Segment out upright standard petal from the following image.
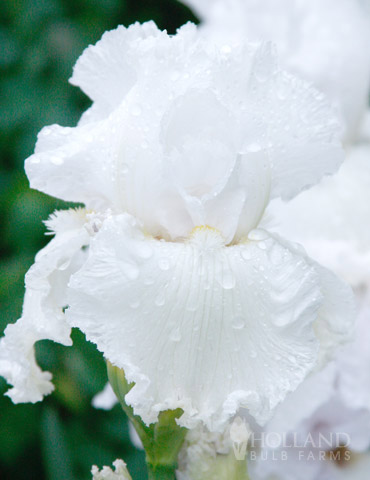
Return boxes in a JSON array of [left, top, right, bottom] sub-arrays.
[[0, 209, 90, 402], [67, 214, 352, 429], [70, 22, 163, 114], [267, 144, 370, 288], [25, 23, 343, 243], [183, 0, 370, 141]]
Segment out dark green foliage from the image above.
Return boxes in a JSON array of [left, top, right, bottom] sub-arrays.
[[0, 1, 198, 478]]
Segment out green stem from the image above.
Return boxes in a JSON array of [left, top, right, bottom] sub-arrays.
[[107, 362, 187, 480], [147, 463, 177, 480], [238, 458, 250, 480]]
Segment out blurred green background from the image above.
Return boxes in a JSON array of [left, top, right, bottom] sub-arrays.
[[0, 1, 197, 478]]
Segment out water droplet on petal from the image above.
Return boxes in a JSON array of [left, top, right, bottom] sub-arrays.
[[241, 249, 252, 261], [272, 312, 294, 328], [221, 271, 235, 290], [155, 292, 165, 307], [221, 45, 232, 54], [246, 143, 261, 153], [121, 263, 139, 280], [186, 300, 198, 312], [232, 316, 245, 330], [248, 230, 269, 241], [129, 300, 140, 309], [288, 354, 297, 365], [158, 257, 171, 271], [51, 156, 64, 165], [250, 349, 257, 359], [58, 259, 71, 271], [136, 243, 153, 259], [169, 328, 181, 342]]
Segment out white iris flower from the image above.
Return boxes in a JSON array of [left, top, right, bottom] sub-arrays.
[[92, 460, 131, 480], [248, 143, 370, 479], [0, 22, 354, 431], [269, 145, 370, 289], [182, 0, 370, 142]]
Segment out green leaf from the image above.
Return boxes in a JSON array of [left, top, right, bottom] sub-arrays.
[[41, 406, 76, 480]]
